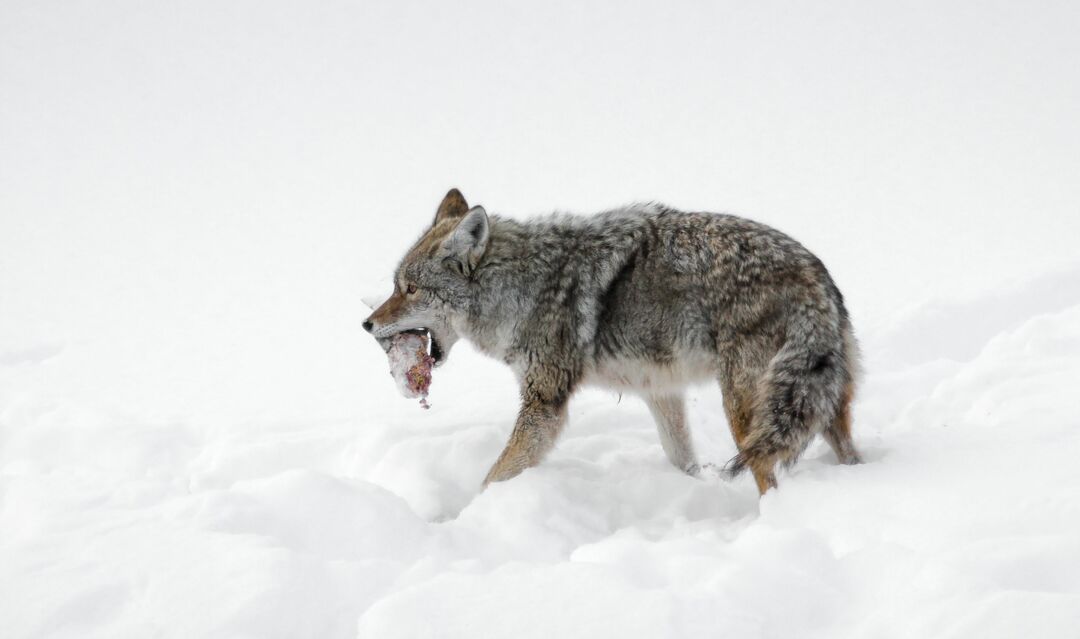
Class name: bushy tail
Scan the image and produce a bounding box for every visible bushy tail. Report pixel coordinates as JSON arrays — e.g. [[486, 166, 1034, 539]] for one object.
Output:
[[725, 315, 855, 477]]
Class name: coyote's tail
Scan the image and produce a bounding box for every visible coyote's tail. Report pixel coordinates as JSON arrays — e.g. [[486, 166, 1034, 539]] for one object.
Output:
[[725, 302, 856, 477]]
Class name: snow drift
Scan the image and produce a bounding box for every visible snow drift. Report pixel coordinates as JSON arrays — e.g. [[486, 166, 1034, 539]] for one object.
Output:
[[2, 267, 1079, 639]]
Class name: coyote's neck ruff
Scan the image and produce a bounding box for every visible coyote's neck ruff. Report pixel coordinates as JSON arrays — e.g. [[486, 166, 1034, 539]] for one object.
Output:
[[365, 189, 861, 494]]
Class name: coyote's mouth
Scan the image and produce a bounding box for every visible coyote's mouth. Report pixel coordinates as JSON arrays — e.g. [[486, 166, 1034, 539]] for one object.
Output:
[[395, 328, 444, 366]]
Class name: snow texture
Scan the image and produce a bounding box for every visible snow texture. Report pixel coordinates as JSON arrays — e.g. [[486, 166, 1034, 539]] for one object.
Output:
[[4, 277, 1080, 639], [3, 2, 1080, 638]]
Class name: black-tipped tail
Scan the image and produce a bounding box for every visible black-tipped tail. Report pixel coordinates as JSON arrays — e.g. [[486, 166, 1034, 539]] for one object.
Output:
[[723, 450, 750, 477]]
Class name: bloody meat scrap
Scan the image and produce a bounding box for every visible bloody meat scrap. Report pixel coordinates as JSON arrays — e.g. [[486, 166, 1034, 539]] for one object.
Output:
[[387, 332, 435, 408]]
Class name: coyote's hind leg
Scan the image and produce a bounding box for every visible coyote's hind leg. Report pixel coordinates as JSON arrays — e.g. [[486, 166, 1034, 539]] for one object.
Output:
[[822, 382, 862, 465], [720, 381, 777, 494]]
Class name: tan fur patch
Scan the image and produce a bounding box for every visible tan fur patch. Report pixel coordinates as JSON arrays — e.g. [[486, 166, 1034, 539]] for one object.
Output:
[[368, 290, 407, 326], [823, 380, 862, 465], [723, 386, 777, 494], [750, 461, 778, 495], [722, 391, 753, 446], [434, 188, 469, 225], [407, 222, 455, 262], [834, 381, 855, 439]]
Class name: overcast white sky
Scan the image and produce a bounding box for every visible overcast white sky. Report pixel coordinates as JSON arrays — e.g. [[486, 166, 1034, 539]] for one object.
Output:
[[2, 0, 1078, 349]]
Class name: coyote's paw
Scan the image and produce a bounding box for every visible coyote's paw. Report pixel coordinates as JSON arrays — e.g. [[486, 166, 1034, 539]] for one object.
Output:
[[686, 463, 725, 479]]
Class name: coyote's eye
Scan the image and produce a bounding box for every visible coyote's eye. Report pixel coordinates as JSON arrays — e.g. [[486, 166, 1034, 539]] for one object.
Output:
[[406, 284, 417, 295]]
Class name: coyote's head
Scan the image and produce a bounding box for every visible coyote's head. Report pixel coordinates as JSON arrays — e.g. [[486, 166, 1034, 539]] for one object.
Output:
[[363, 188, 489, 367]]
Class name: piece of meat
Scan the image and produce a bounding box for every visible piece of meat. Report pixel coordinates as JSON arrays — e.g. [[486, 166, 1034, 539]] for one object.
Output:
[[387, 332, 435, 408]]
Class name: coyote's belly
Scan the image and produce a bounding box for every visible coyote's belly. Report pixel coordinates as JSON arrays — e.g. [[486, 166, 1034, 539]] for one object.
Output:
[[585, 352, 719, 393]]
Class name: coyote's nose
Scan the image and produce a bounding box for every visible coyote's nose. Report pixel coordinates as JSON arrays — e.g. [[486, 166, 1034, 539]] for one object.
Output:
[[362, 319, 374, 333]]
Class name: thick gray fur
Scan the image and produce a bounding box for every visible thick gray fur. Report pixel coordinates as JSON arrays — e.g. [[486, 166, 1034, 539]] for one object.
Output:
[[365, 191, 861, 493]]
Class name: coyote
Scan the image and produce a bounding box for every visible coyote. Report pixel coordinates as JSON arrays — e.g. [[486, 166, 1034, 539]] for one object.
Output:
[[364, 189, 861, 494]]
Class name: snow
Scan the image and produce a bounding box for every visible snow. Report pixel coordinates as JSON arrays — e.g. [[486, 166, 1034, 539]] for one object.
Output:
[[5, 296, 1080, 638], [3, 1, 1080, 638]]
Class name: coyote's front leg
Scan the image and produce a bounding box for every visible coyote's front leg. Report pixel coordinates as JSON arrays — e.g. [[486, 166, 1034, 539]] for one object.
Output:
[[483, 370, 572, 486]]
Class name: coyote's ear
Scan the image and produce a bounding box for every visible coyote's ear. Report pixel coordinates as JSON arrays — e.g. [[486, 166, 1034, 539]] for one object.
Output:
[[433, 188, 469, 226], [441, 206, 489, 277]]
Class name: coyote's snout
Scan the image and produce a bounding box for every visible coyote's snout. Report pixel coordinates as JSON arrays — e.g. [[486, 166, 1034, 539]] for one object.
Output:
[[366, 189, 861, 494]]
